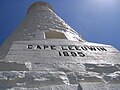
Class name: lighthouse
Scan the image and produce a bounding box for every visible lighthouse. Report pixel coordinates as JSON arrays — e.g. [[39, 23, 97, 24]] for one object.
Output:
[[0, 2, 120, 90]]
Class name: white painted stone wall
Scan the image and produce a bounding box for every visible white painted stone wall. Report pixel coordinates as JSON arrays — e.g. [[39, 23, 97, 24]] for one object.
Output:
[[0, 2, 120, 90]]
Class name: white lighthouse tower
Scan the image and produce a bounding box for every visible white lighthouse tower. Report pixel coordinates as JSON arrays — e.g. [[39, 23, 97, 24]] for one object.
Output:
[[0, 2, 120, 90]]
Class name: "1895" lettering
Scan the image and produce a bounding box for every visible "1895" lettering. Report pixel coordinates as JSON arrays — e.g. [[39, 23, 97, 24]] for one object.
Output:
[[58, 51, 85, 57]]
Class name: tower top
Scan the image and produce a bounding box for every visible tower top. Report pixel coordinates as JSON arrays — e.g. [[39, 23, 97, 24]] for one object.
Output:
[[27, 1, 54, 14]]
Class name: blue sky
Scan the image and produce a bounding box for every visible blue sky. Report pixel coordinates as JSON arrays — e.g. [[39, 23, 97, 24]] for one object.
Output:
[[0, 0, 120, 50]]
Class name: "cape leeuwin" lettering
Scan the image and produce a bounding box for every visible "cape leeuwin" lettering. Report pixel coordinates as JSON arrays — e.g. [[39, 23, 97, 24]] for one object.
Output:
[[27, 44, 107, 51], [27, 44, 107, 57]]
